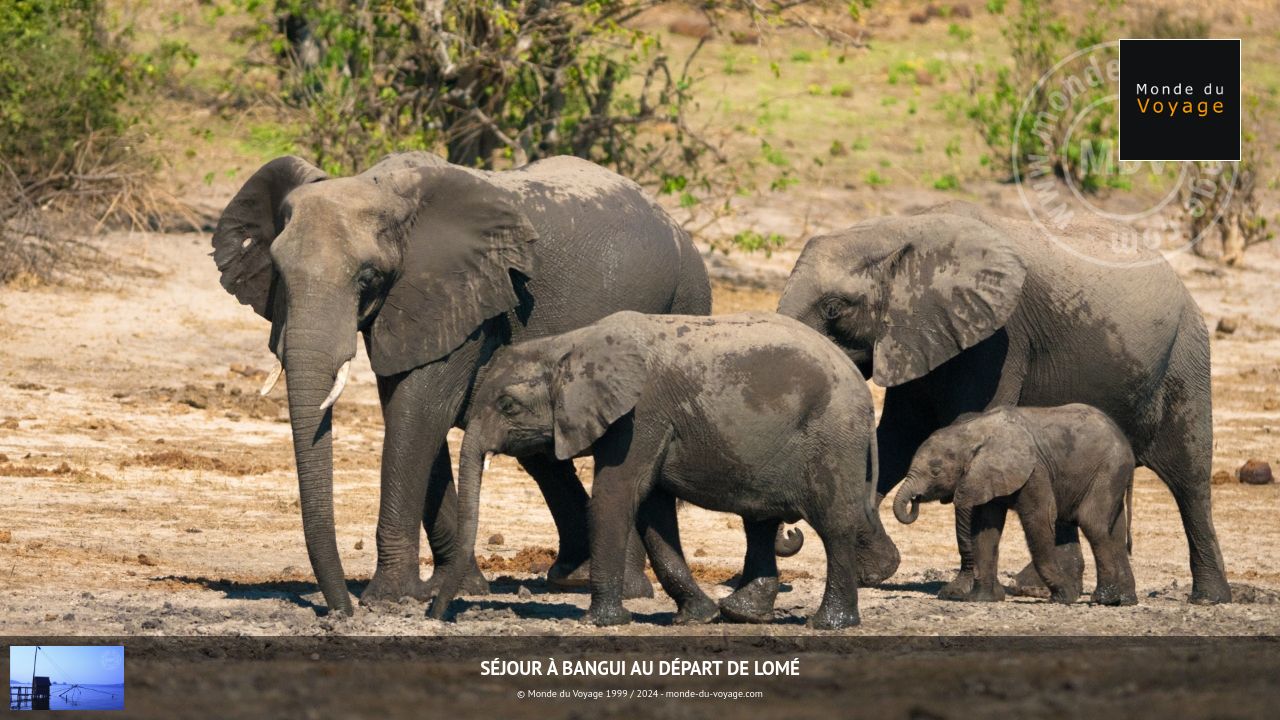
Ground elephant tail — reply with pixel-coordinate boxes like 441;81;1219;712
1125;473;1134;555
774;525;804;557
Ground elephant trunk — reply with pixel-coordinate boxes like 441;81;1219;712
284;362;351;614
282;291;359;616
774;525;804;557
893;475;922;525
427;427;487;620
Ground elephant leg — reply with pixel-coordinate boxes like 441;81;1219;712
518;454;652;599
420;442;488;597
967;503;1007;602
1006;523;1083;599
584;416;664;627
1080;508;1137;606
1016;488;1078;605
1140;422;1230;604
637;488;717;625
720;519;782;623
363;360;484;604
808;512;861;630
937;506;976;600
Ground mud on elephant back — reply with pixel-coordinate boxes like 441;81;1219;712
211;151;712;614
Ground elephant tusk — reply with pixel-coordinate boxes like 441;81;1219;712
319;360;351;411
260;362;283;396
483;452;493;471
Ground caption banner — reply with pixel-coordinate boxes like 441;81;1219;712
481;657;800;677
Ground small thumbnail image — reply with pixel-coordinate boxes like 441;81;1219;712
9;645;124;711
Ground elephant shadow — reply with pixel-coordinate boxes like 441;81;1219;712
469;575;809;627
434;598;586;622
152;575;369;614
870;580;948;596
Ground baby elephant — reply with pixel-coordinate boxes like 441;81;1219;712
428;311;891;629
893;404;1136;606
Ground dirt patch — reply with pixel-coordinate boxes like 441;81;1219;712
1228;583;1280;604
131;383;286;421
121;449;280;476
0;460;110;482
477;546;558;574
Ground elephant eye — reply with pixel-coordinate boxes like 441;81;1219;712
820;297;848;320
356;267;382;291
496;394;521;416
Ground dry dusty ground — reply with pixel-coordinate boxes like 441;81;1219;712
1;211;1279;638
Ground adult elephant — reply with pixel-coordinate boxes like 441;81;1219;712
777;201;1230;604
211;151;711;614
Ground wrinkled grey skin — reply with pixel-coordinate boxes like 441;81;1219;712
429;311;897;630
211;152;709;614
778;201;1229;604
894;405;1137;606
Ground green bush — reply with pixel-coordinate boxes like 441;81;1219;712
0;0;134;181
239;0;709;178
957;0;1120;190
0;0;195;285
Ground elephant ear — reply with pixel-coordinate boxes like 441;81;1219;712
954;410;1037;508
368;166;539;376
871;215;1027;387
550;321;649;460
211;156;328;319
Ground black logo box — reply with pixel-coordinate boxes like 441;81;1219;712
1118;38;1241;162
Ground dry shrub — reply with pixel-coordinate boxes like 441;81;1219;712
0;0;197;287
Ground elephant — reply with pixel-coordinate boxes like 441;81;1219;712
777;201;1230;604
211;151;711;614
428;311;898;629
893;404;1137;606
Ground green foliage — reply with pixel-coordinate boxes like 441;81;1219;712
957;0;1121;190
0;0;196;284
730;229;786;256
235;1;703;177
933;173;960;190
230;0;849;253
0;0;134;180
864;169;887;187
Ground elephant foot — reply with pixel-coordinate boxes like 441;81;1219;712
624;568;655;600
585;602;632;627
548;558;653;599
673;594;720;625
856;534;901;586
1005;563;1050;599
937;569;975;601
1189;579;1232;605
361;561;489;605
718;577;780;624
546;556;590;590
808;604;860;630
1092;585;1138;607
966;583;1006;602
1048;586;1080;605
361;572;435;605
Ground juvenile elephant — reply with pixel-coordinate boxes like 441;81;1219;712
212;152;710;613
893;405;1137;606
428;311;898;629
777;201;1229;604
